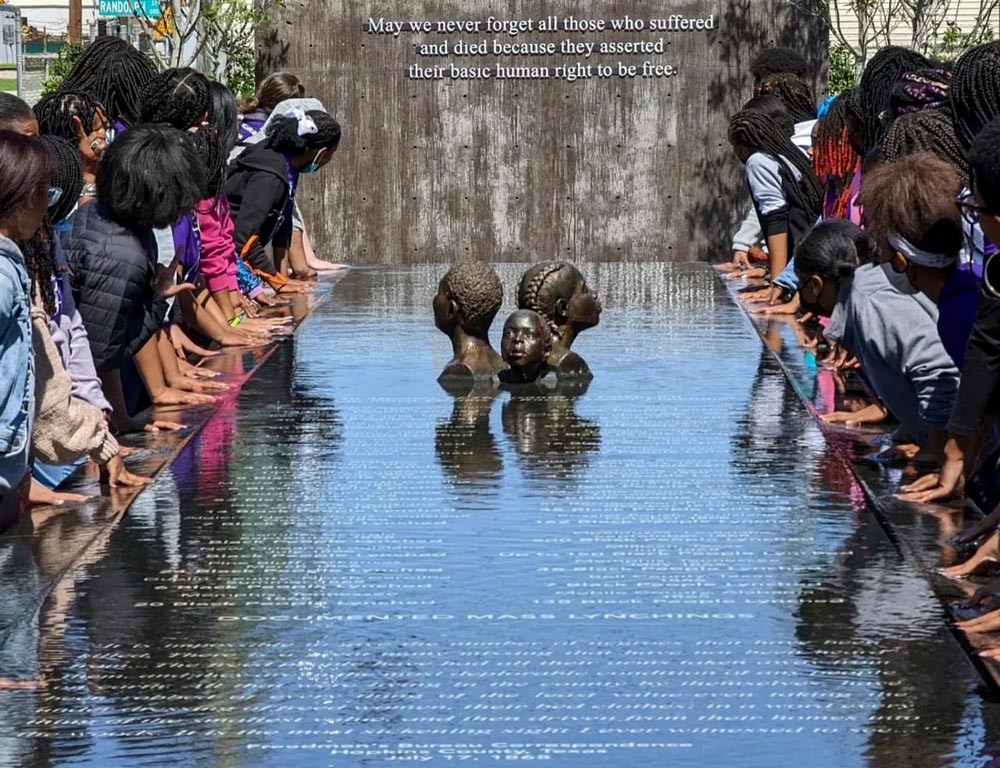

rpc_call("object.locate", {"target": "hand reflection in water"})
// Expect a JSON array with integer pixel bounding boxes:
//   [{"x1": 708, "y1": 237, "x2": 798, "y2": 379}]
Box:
[{"x1": 501, "y1": 380, "x2": 600, "y2": 481}]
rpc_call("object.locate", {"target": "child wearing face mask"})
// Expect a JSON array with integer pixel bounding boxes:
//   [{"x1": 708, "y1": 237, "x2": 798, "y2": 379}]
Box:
[{"x1": 225, "y1": 107, "x2": 341, "y2": 293}]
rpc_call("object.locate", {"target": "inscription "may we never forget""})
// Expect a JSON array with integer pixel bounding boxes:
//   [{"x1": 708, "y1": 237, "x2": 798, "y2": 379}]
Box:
[{"x1": 365, "y1": 14, "x2": 716, "y2": 81}]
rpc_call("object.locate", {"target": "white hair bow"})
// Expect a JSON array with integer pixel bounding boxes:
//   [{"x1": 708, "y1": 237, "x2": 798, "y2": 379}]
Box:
[{"x1": 281, "y1": 106, "x2": 318, "y2": 137}]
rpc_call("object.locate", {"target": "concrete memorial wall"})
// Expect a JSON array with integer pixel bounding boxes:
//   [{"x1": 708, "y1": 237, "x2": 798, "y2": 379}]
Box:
[{"x1": 257, "y1": 1, "x2": 827, "y2": 264}]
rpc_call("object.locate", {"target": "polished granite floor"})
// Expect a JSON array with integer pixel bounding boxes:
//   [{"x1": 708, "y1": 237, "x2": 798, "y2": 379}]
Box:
[{"x1": 1, "y1": 264, "x2": 999, "y2": 768}]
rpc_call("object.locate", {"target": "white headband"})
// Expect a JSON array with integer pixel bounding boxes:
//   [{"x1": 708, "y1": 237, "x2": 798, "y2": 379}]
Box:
[{"x1": 887, "y1": 231, "x2": 955, "y2": 269}]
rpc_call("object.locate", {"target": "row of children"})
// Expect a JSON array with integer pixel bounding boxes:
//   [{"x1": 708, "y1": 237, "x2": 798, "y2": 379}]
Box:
[
  {"x1": 0, "y1": 36, "x2": 343, "y2": 526},
  {"x1": 720, "y1": 42, "x2": 1000, "y2": 633}
]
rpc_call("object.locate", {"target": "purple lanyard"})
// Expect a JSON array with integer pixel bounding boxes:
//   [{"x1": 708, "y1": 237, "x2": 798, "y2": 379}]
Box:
[
  {"x1": 185, "y1": 215, "x2": 203, "y2": 283},
  {"x1": 50, "y1": 273, "x2": 64, "y2": 319},
  {"x1": 284, "y1": 157, "x2": 299, "y2": 202}
]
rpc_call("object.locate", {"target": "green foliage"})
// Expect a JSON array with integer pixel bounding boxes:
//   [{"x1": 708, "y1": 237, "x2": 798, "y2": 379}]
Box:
[
  {"x1": 204, "y1": 0, "x2": 284, "y2": 97},
  {"x1": 934, "y1": 21, "x2": 995, "y2": 61},
  {"x1": 42, "y1": 43, "x2": 85, "y2": 96},
  {"x1": 828, "y1": 46, "x2": 855, "y2": 95},
  {"x1": 226, "y1": 43, "x2": 256, "y2": 99}
]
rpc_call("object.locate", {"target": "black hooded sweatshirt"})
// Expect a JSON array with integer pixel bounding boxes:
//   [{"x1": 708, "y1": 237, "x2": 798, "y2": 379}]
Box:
[{"x1": 225, "y1": 142, "x2": 294, "y2": 276}]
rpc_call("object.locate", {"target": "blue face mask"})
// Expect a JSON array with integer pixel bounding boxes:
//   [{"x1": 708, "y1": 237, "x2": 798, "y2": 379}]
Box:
[{"x1": 301, "y1": 150, "x2": 325, "y2": 174}]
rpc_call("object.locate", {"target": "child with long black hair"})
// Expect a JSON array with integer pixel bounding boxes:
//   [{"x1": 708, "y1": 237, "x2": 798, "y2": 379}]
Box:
[
  {"x1": 33, "y1": 90, "x2": 108, "y2": 205},
  {"x1": 136, "y1": 70, "x2": 266, "y2": 359},
  {"x1": 812, "y1": 93, "x2": 861, "y2": 223},
  {"x1": 723, "y1": 94, "x2": 793, "y2": 276},
  {"x1": 59, "y1": 36, "x2": 156, "y2": 134},
  {"x1": 226, "y1": 108, "x2": 341, "y2": 291},
  {"x1": 849, "y1": 46, "x2": 931, "y2": 158},
  {"x1": 729, "y1": 108, "x2": 823, "y2": 305},
  {"x1": 197, "y1": 82, "x2": 291, "y2": 336}
]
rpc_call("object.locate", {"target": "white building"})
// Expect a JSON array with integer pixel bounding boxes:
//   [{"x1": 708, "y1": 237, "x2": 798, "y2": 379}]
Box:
[
  {"x1": 830, "y1": 0, "x2": 1000, "y2": 58},
  {"x1": 14, "y1": 0, "x2": 99, "y2": 36}
]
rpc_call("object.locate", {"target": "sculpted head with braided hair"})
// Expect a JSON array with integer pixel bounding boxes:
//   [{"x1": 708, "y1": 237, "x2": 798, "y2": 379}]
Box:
[
  {"x1": 433, "y1": 261, "x2": 507, "y2": 381},
  {"x1": 516, "y1": 262, "x2": 601, "y2": 378}
]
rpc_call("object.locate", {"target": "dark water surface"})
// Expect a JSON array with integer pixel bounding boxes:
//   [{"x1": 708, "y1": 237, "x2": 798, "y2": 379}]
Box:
[{"x1": 2, "y1": 265, "x2": 998, "y2": 768}]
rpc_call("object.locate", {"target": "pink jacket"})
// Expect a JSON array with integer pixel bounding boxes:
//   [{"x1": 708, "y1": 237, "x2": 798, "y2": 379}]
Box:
[{"x1": 194, "y1": 195, "x2": 239, "y2": 294}]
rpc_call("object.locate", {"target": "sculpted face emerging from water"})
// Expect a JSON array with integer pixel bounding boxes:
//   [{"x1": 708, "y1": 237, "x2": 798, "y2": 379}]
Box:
[
  {"x1": 434, "y1": 262, "x2": 506, "y2": 380},
  {"x1": 517, "y1": 262, "x2": 601, "y2": 378},
  {"x1": 500, "y1": 310, "x2": 552, "y2": 384}
]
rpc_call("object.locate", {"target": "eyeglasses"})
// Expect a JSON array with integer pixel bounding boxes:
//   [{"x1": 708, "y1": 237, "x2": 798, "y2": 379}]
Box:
[{"x1": 46, "y1": 187, "x2": 62, "y2": 208}]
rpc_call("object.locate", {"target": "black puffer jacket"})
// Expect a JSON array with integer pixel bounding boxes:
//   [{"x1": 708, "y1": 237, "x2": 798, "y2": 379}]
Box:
[
  {"x1": 225, "y1": 143, "x2": 293, "y2": 275},
  {"x1": 63, "y1": 202, "x2": 167, "y2": 374}
]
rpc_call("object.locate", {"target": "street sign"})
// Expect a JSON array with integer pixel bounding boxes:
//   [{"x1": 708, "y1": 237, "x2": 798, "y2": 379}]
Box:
[{"x1": 97, "y1": 0, "x2": 161, "y2": 19}]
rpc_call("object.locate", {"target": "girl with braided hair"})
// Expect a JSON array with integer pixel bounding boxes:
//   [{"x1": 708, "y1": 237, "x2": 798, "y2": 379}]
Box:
[
  {"x1": 516, "y1": 262, "x2": 601, "y2": 378},
  {"x1": 882, "y1": 108, "x2": 997, "y2": 269},
  {"x1": 812, "y1": 94, "x2": 861, "y2": 223},
  {"x1": 139, "y1": 68, "x2": 211, "y2": 131},
  {"x1": 888, "y1": 66, "x2": 951, "y2": 119},
  {"x1": 60, "y1": 36, "x2": 156, "y2": 133},
  {"x1": 850, "y1": 46, "x2": 931, "y2": 157},
  {"x1": 226, "y1": 108, "x2": 341, "y2": 291},
  {"x1": 757, "y1": 72, "x2": 817, "y2": 130},
  {"x1": 729, "y1": 108, "x2": 823, "y2": 304},
  {"x1": 33, "y1": 89, "x2": 108, "y2": 204},
  {"x1": 722, "y1": 94, "x2": 794, "y2": 277},
  {"x1": 751, "y1": 46, "x2": 810, "y2": 91},
  {"x1": 951, "y1": 42, "x2": 1000, "y2": 153}
]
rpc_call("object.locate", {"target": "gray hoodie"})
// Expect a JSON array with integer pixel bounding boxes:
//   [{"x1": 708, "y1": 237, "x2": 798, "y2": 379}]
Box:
[{"x1": 825, "y1": 263, "x2": 958, "y2": 444}]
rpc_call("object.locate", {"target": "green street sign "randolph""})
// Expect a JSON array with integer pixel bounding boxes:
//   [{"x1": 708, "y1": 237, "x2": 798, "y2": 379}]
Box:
[{"x1": 97, "y1": 0, "x2": 162, "y2": 18}]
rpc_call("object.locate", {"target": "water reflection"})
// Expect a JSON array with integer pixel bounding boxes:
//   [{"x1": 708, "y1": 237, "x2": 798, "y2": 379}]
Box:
[
  {"x1": 501, "y1": 384, "x2": 601, "y2": 481},
  {"x1": 4, "y1": 266, "x2": 1000, "y2": 768},
  {"x1": 435, "y1": 386, "x2": 503, "y2": 484},
  {"x1": 735, "y1": 304, "x2": 999, "y2": 768}
]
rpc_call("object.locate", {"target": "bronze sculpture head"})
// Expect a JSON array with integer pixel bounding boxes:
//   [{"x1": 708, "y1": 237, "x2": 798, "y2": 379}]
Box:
[
  {"x1": 433, "y1": 262, "x2": 507, "y2": 380},
  {"x1": 500, "y1": 310, "x2": 552, "y2": 384},
  {"x1": 517, "y1": 262, "x2": 601, "y2": 377}
]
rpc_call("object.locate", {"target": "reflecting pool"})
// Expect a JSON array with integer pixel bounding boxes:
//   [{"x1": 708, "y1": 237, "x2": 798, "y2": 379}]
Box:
[{"x1": 1, "y1": 265, "x2": 998, "y2": 768}]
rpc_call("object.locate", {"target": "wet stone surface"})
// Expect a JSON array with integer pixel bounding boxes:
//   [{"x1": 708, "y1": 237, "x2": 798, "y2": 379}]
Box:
[{"x1": 1, "y1": 264, "x2": 998, "y2": 767}]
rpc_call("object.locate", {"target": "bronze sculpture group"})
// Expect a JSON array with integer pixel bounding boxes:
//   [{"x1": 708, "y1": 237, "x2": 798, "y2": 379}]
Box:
[{"x1": 433, "y1": 261, "x2": 602, "y2": 387}]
